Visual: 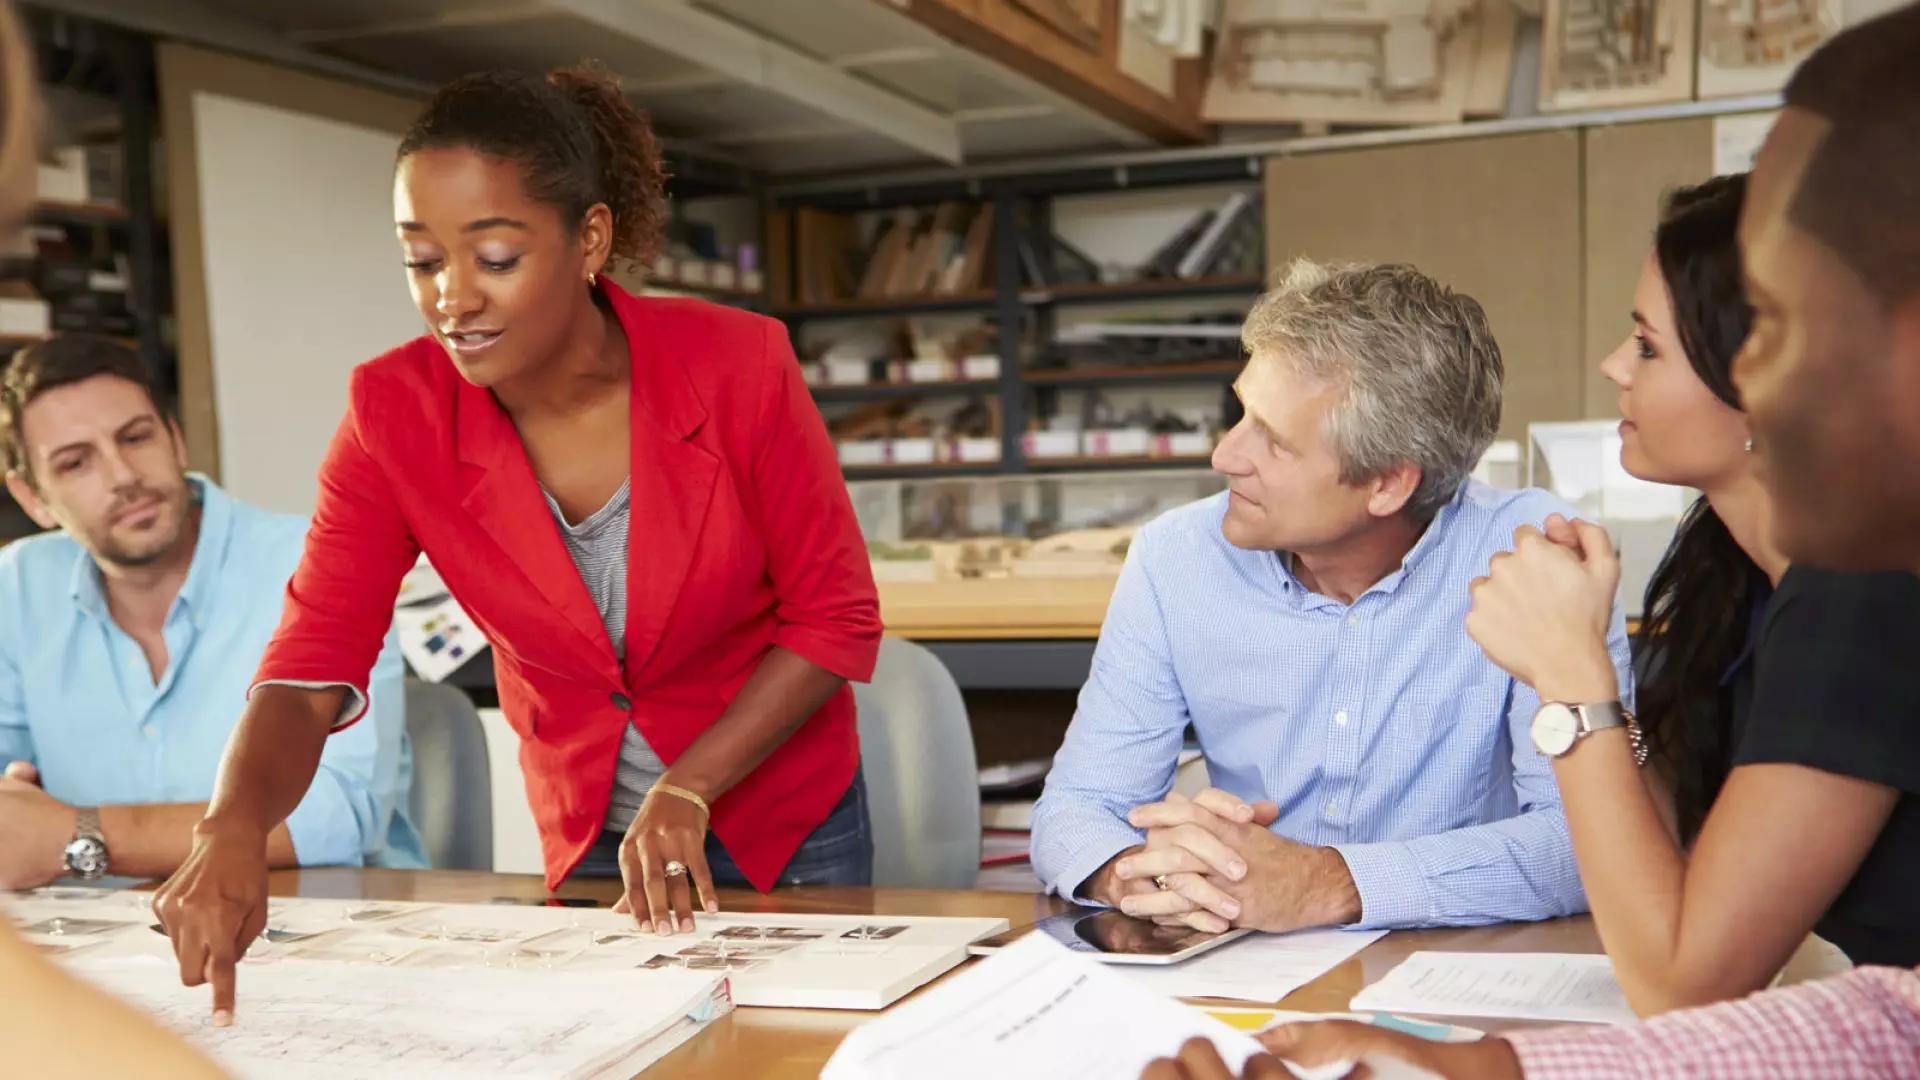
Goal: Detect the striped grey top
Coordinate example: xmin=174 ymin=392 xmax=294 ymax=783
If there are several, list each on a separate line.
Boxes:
xmin=541 ymin=478 xmax=664 ymax=833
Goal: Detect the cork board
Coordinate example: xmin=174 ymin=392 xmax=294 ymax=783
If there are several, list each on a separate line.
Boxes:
xmin=1263 ymin=131 xmax=1584 ymax=441
xmin=1580 ymin=119 xmax=1714 ymax=418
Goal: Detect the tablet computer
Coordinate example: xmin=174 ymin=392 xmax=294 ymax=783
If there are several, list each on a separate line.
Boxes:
xmin=966 ymin=907 xmax=1251 ymax=966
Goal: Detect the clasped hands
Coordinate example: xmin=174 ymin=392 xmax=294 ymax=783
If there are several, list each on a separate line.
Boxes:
xmin=1095 ymin=789 xmax=1361 ymax=934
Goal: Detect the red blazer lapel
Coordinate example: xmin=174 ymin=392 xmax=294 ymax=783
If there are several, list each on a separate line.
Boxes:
xmin=611 ymin=286 xmax=721 ymax=682
xmin=452 ymin=376 xmax=620 ymax=682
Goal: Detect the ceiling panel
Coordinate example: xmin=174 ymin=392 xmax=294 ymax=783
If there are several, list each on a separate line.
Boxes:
xmin=315 ymin=14 xmax=713 ymax=91
xmin=49 ymin=0 xmax=1157 ymax=176
xmin=691 ymin=0 xmax=937 ymax=62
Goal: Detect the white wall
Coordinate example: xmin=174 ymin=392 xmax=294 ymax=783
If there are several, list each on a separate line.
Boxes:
xmin=192 ymin=92 xmax=424 ymax=515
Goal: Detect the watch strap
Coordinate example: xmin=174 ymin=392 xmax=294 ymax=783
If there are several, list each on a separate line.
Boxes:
xmin=73 ymin=806 xmax=102 ymax=843
xmin=1567 ymin=702 xmax=1650 ymax=766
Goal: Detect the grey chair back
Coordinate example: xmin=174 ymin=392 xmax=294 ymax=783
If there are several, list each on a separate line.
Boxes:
xmin=403 ymin=679 xmax=493 ymax=871
xmin=854 ymin=637 xmax=981 ymax=888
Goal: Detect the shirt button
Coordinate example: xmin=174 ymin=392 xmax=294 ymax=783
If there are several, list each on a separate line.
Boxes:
xmin=142 ymin=725 xmax=157 ymax=740
xmin=1346 ymin=613 xmax=1360 ymax=627
xmin=610 ymin=692 xmax=633 ymax=712
xmin=1335 ymin=710 xmax=1349 ymax=727
xmin=1324 ymin=800 xmax=1339 ymax=817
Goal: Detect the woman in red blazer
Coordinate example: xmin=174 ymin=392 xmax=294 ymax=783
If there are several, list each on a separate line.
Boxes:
xmin=152 ymin=65 xmax=881 ymax=1016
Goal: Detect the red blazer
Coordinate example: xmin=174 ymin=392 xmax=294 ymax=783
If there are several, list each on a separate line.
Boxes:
xmin=256 ymin=281 xmax=881 ymax=892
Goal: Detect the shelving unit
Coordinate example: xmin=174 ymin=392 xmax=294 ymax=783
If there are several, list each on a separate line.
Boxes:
xmin=3 ymin=12 xmax=171 ymax=543
xmin=772 ymin=178 xmax=1259 ymax=481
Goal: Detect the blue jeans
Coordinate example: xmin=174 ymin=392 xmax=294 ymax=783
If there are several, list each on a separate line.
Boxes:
xmin=574 ymin=768 xmax=872 ymax=888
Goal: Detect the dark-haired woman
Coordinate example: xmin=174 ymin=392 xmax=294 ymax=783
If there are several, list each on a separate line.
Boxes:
xmin=1465 ymin=173 xmax=1920 ymax=1014
xmin=152 ymin=64 xmax=881 ymax=1019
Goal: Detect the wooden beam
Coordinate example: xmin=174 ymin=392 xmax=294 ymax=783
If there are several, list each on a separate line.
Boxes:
xmin=887 ymin=0 xmax=1211 ymax=144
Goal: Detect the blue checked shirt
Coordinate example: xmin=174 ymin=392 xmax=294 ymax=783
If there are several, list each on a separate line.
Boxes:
xmin=0 ymin=476 xmax=426 ymax=869
xmin=1030 ymin=482 xmax=1633 ymax=929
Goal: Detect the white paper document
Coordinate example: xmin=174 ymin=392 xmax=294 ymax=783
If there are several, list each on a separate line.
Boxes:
xmin=1350 ymin=952 xmax=1635 ymax=1025
xmin=10 ymin=889 xmax=1005 ymax=1014
xmin=1123 ymin=927 xmax=1387 ymax=1003
xmin=823 ymin=931 xmax=1267 ymax=1080
xmin=68 ymin=956 xmax=728 ymax=1080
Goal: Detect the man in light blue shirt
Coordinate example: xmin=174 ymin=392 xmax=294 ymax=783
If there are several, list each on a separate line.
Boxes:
xmin=1032 ymin=261 xmax=1633 ymax=933
xmin=0 ymin=335 xmax=423 ymax=888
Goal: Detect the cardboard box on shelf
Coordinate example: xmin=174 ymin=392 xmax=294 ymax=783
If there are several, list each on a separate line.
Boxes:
xmin=960 ymin=354 xmax=1001 ymax=381
xmin=951 ymin=437 xmax=1001 ymax=463
xmin=903 ymin=357 xmax=954 ymax=384
xmin=1023 ymin=430 xmax=1081 ymax=459
xmin=838 ymin=441 xmax=888 ymax=467
xmin=1156 ymin=431 xmax=1214 ymax=458
xmin=35 ymin=148 xmax=89 ymax=204
xmin=824 ymin=358 xmax=874 ymax=386
xmin=1085 ymin=428 xmax=1153 ymax=457
xmin=0 ymin=281 xmax=50 ymax=336
xmin=889 ymin=437 xmax=938 ymax=465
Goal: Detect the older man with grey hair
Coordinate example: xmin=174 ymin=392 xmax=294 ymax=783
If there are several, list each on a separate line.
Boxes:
xmin=1031 ymin=259 xmax=1633 ymax=934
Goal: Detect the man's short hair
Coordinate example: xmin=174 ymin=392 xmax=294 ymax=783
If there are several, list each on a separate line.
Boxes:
xmin=1241 ymin=258 xmax=1504 ymax=519
xmin=0 ymin=334 xmax=164 ymax=477
xmin=1782 ymin=1 xmax=1920 ymax=304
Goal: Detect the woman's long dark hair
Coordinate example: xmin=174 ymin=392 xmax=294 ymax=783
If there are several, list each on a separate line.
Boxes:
xmin=1633 ymin=173 xmax=1766 ymax=844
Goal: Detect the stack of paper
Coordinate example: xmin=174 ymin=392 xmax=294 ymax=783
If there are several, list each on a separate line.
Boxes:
xmin=823 ymin=932 xmax=1267 ymax=1080
xmin=69 ymin=956 xmax=728 ymax=1080
xmin=1122 ymin=927 xmax=1387 ymax=1003
xmin=9 ymin=889 xmax=1009 ymax=1013
xmin=1351 ymin=952 xmax=1636 ymax=1025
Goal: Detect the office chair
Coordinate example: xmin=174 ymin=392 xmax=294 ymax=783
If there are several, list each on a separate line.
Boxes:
xmin=403 ymin=679 xmax=494 ymax=871
xmin=854 ymin=637 xmax=983 ymax=888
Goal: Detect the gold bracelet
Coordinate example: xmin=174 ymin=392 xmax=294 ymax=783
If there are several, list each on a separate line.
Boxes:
xmin=650 ymin=782 xmax=711 ymax=818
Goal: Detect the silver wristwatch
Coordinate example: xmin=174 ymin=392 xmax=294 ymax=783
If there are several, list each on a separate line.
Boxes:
xmin=63 ymin=807 xmax=109 ymax=880
xmin=1531 ymin=701 xmax=1648 ymax=764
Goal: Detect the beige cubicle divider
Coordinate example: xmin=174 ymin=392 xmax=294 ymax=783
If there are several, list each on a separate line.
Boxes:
xmin=1579 ymin=118 xmax=1716 ymax=418
xmin=1263 ymin=131 xmax=1585 ymax=441
xmin=156 ymin=43 xmax=421 ymax=482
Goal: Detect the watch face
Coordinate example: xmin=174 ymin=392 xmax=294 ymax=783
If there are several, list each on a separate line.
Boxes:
xmin=1531 ymin=703 xmax=1580 ymax=757
xmin=63 ymin=837 xmax=108 ymax=880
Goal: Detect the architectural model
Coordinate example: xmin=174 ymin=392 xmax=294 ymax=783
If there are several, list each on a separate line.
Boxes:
xmin=1696 ymin=0 xmax=1838 ymax=97
xmin=1538 ymin=0 xmax=1696 ymax=111
xmin=1203 ymin=0 xmax=1517 ymax=126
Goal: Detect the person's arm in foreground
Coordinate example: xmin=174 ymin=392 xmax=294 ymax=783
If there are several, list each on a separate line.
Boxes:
xmin=614 ymin=323 xmax=882 ymax=933
xmin=1027 ymin=526 xmax=1256 ymax=931
xmin=1468 ymin=516 xmax=1898 ymax=1015
xmin=0 ymin=921 xmax=230 ymax=1079
xmin=152 ymin=385 xmax=420 ymax=1025
xmin=1143 ymin=964 xmax=1920 ymax=1080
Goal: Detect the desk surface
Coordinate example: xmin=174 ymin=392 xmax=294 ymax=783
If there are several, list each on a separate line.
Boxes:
xmin=268 ymin=869 xmax=1602 ymax=1080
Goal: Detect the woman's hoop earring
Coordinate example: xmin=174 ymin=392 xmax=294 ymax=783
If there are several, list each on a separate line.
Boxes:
xmin=1745 ymin=437 xmax=1754 ymax=453
xmin=588 ymin=272 xmax=598 ymax=287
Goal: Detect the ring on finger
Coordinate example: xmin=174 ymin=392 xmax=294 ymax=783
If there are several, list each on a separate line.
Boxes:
xmin=663 ymin=860 xmax=689 ymax=878
xmin=1153 ymin=874 xmax=1172 ymax=891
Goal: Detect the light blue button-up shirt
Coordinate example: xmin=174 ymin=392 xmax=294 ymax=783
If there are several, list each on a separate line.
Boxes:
xmin=1031 ymin=482 xmax=1634 ymax=929
xmin=0 ymin=476 xmax=425 ymax=868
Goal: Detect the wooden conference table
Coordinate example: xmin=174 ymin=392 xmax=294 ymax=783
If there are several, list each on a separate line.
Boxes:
xmin=256 ymin=868 xmax=1604 ymax=1080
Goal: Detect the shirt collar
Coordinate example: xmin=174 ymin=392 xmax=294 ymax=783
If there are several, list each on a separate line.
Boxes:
xmin=1269 ymin=480 xmax=1469 ymax=600
xmin=68 ymin=473 xmax=232 ymax=622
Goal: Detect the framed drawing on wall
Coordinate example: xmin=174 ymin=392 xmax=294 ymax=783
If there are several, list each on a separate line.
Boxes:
xmin=1202 ymin=0 xmax=1518 ymax=127
xmin=1538 ymin=0 xmax=1697 ymax=111
xmin=1695 ymin=0 xmax=1839 ymax=98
